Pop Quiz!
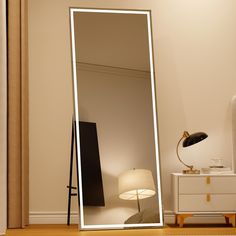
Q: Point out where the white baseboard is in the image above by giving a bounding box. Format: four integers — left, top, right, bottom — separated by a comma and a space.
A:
30, 210, 227, 225
29, 211, 79, 224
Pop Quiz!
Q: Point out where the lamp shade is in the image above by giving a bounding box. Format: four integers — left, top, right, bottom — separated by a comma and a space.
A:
118, 169, 156, 200
182, 132, 208, 147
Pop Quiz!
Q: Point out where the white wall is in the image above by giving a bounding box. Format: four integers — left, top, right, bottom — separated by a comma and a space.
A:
0, 0, 7, 233
28, 0, 236, 224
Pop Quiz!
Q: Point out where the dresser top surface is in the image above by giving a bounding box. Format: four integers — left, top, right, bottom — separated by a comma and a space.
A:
172, 173, 236, 177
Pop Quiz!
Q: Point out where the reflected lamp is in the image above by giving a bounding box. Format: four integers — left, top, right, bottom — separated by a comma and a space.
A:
118, 169, 156, 212
176, 131, 208, 174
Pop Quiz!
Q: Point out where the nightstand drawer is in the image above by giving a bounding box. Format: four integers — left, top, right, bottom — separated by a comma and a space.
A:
179, 194, 236, 212
179, 176, 236, 194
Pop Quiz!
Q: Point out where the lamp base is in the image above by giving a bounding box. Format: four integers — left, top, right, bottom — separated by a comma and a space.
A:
182, 169, 200, 174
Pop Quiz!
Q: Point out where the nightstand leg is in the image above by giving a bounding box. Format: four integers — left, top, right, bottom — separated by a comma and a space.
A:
224, 214, 236, 227
177, 214, 192, 227
175, 214, 178, 225
225, 216, 230, 225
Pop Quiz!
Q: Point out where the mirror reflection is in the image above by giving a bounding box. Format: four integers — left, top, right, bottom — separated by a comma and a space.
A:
70, 8, 163, 230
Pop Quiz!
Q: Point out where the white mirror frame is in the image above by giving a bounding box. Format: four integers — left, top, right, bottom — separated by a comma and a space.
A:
70, 8, 163, 230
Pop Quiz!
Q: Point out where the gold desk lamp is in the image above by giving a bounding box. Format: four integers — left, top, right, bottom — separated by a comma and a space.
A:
176, 131, 208, 174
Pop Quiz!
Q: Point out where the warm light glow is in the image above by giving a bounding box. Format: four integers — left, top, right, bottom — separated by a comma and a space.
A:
118, 169, 156, 200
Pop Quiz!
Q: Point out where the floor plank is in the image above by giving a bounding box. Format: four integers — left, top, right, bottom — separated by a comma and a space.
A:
5, 224, 236, 236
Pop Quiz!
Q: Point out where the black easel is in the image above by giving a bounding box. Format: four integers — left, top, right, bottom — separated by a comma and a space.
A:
66, 119, 79, 225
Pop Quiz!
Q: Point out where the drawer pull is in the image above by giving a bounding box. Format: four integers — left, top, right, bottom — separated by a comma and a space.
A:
206, 193, 211, 202
206, 176, 211, 184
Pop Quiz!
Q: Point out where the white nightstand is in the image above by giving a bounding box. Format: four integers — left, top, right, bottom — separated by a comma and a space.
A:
172, 173, 236, 227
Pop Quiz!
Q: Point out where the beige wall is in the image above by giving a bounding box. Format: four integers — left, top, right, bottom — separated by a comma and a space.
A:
0, 0, 7, 233
29, 0, 236, 223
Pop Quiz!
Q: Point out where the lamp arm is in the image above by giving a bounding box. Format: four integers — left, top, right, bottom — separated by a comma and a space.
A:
176, 135, 193, 170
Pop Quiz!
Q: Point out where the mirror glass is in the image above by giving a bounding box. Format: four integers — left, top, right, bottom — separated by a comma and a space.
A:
70, 8, 163, 230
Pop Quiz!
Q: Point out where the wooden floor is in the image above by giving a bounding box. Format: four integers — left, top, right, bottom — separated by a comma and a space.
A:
5, 224, 236, 236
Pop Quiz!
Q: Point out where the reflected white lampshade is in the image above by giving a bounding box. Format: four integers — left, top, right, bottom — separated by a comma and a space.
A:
118, 169, 156, 200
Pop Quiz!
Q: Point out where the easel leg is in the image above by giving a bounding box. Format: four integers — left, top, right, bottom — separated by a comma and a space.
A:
74, 121, 80, 212
67, 120, 75, 226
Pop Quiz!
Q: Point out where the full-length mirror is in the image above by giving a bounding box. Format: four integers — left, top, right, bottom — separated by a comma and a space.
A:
70, 8, 163, 230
